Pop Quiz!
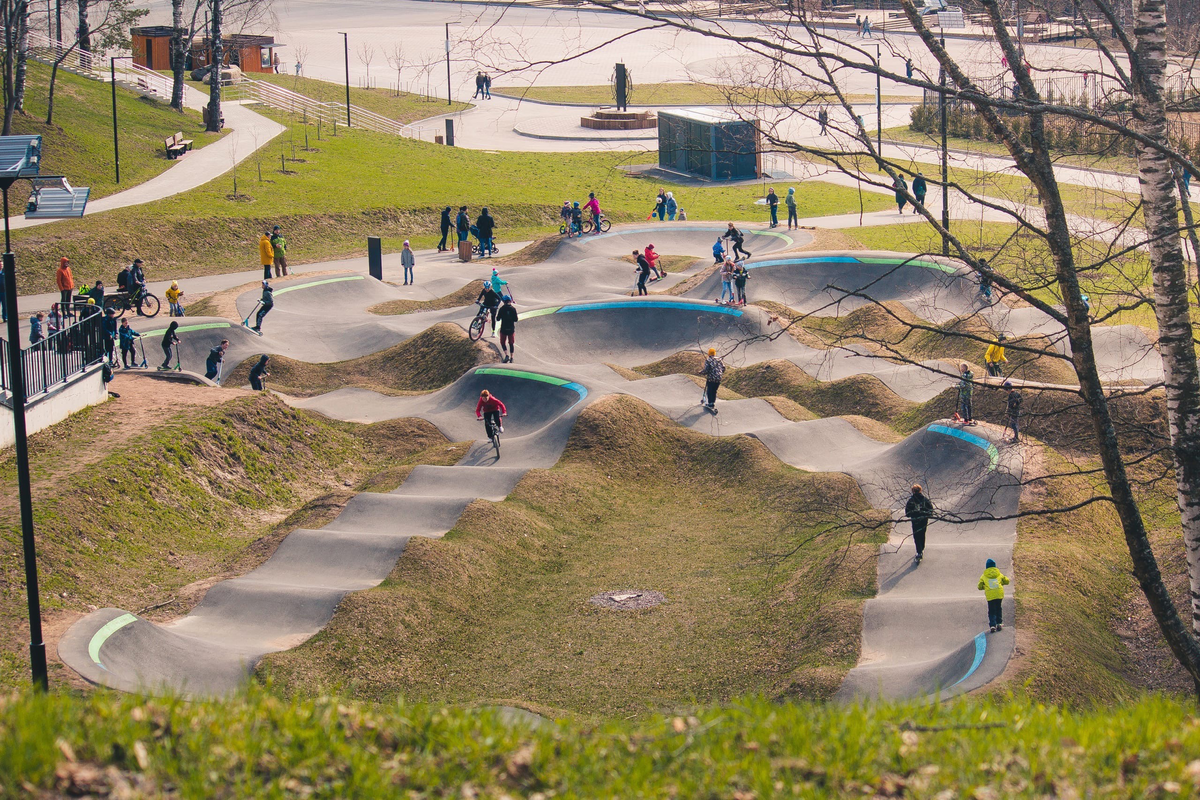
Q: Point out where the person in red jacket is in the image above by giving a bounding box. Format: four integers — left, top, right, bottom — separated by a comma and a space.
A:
475, 389, 507, 435
584, 192, 601, 234
56, 257, 75, 317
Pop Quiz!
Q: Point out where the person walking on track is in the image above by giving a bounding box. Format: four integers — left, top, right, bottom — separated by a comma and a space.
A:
159, 321, 180, 370
957, 362, 976, 424
634, 250, 651, 296
905, 484, 934, 563
786, 187, 798, 229
497, 295, 518, 362
978, 558, 1011, 633
1003, 380, 1022, 443
401, 241, 416, 285
259, 230, 275, 280
699, 347, 724, 413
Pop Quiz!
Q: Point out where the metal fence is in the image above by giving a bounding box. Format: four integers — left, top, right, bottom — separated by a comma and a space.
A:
0, 313, 105, 402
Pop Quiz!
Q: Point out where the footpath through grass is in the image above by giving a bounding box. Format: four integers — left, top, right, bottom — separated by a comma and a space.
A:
11, 117, 890, 294
9, 61, 222, 206
262, 395, 886, 716
5, 689, 1200, 798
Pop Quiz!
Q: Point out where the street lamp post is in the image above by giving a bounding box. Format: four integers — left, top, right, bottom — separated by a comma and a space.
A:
445, 22, 458, 106
0, 135, 90, 691
110, 57, 120, 184
875, 43, 882, 159
338, 32, 351, 128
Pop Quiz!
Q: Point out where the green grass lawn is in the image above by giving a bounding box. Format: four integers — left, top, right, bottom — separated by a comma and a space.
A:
884, 123, 1144, 174
262, 395, 885, 716
9, 61, 223, 205
7, 689, 1200, 797
10, 117, 891, 294
493, 82, 910, 106
246, 73, 469, 123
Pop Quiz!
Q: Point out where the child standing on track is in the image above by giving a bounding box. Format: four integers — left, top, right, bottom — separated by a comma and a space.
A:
166, 280, 185, 317
733, 261, 749, 305
1003, 380, 1022, 443
977, 557, 1011, 633
718, 259, 735, 304
401, 241, 415, 285
905, 484, 933, 563
497, 295, 518, 363
699, 348, 724, 413
118, 318, 139, 368
712, 236, 726, 265
985, 334, 1007, 377
159, 321, 180, 370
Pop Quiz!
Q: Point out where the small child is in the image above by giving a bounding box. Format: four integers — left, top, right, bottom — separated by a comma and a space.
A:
165, 280, 185, 317
712, 237, 725, 266
118, 318, 140, 368
977, 557, 1011, 633
733, 261, 749, 305
678, 208, 687, 220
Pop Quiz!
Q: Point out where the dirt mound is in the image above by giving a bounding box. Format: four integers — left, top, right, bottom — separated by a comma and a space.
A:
226, 323, 495, 396
369, 284, 483, 316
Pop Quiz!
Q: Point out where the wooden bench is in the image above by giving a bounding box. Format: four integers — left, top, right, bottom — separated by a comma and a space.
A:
163, 131, 193, 160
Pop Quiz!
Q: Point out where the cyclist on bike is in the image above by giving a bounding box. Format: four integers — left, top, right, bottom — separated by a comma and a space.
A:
584, 192, 602, 235
475, 281, 502, 337
128, 258, 148, 313
559, 201, 573, 231
476, 389, 507, 435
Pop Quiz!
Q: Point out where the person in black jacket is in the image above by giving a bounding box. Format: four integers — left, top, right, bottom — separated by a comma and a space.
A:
438, 206, 452, 252
456, 206, 470, 244
475, 282, 501, 337
476, 207, 496, 257
634, 250, 651, 296
102, 307, 118, 366
724, 223, 751, 259
253, 281, 274, 332
249, 354, 270, 391
205, 339, 229, 382
904, 484, 934, 563
496, 295, 518, 362
159, 321, 180, 370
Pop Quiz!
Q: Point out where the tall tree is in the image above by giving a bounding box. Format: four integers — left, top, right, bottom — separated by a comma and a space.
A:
206, 0, 222, 133
13, 1, 28, 112
44, 0, 145, 124
168, 0, 274, 114
1, 0, 29, 135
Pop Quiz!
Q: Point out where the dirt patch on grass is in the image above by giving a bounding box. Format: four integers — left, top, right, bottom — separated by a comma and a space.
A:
369, 282, 483, 316
489, 235, 563, 267
224, 323, 495, 395
261, 395, 886, 716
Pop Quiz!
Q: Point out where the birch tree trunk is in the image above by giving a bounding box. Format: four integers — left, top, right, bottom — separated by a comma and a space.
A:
14, 1, 28, 112
169, 0, 186, 112
1130, 0, 1200, 644
206, 0, 223, 133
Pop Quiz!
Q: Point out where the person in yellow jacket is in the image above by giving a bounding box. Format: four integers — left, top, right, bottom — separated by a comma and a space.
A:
978, 557, 1011, 633
984, 333, 1007, 378
165, 281, 185, 317
258, 231, 274, 281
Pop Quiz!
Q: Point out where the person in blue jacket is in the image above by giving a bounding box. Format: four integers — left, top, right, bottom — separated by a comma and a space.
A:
712, 236, 726, 265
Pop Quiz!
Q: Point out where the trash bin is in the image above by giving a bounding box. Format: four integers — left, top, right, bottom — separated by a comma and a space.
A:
435, 135, 444, 145
458, 240, 473, 262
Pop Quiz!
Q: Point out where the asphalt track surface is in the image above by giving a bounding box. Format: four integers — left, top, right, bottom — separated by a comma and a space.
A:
60, 225, 1152, 702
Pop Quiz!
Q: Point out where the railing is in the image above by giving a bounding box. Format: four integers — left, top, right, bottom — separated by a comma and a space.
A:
25, 30, 106, 77
0, 313, 105, 402
112, 58, 174, 100
227, 77, 445, 141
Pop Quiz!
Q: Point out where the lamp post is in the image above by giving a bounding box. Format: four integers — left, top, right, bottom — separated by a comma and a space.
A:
0, 135, 90, 691
110, 57, 120, 184
875, 43, 882, 159
338, 32, 351, 127
445, 22, 458, 106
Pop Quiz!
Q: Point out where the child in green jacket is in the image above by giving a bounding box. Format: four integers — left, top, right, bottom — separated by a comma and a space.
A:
978, 558, 1011, 633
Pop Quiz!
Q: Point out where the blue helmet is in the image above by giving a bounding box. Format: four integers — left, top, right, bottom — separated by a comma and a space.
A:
573, 201, 580, 207
502, 295, 512, 303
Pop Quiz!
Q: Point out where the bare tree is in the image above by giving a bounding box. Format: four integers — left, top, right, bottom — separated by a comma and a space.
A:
472, 0, 1200, 692
356, 42, 376, 89
293, 42, 308, 81
169, 0, 274, 113
384, 42, 405, 95
0, 0, 29, 134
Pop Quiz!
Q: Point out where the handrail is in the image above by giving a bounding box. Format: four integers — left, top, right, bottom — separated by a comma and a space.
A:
112, 59, 174, 99
0, 312, 105, 401
25, 30, 105, 77
229, 77, 436, 140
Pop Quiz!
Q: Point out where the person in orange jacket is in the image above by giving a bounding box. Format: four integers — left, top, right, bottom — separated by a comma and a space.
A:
56, 257, 75, 317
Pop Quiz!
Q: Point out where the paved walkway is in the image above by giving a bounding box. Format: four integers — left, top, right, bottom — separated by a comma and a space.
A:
10, 89, 285, 231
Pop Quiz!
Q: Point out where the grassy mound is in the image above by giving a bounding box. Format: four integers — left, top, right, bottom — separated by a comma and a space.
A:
0, 390, 452, 689
6, 689, 1200, 797
261, 395, 885, 716
368, 284, 482, 316
10, 61, 222, 205
224, 323, 494, 396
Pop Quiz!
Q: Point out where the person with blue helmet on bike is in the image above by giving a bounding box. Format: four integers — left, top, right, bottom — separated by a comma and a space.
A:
497, 295, 518, 362
475, 280, 502, 338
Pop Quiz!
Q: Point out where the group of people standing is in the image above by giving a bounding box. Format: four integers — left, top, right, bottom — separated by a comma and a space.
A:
258, 226, 289, 279
764, 187, 800, 229
439, 206, 497, 257
894, 173, 929, 214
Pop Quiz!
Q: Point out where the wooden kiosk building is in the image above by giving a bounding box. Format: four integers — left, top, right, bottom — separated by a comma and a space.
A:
131, 27, 284, 73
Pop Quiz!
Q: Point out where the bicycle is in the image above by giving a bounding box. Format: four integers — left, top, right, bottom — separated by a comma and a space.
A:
583, 214, 612, 234
468, 303, 495, 342
472, 237, 500, 258
103, 287, 161, 318
481, 411, 506, 455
